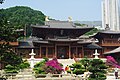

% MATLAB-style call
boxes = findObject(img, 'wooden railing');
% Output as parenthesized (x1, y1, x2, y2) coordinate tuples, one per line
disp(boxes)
(0, 41, 19, 46)
(101, 39, 120, 46)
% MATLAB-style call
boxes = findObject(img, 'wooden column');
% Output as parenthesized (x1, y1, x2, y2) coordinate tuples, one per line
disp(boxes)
(46, 47, 48, 58)
(40, 46, 41, 58)
(76, 47, 77, 57)
(55, 44, 57, 58)
(78, 47, 80, 58)
(81, 46, 84, 58)
(69, 45, 71, 59)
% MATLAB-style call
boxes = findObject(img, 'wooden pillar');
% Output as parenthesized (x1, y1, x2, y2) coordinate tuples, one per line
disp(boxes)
(78, 47, 80, 58)
(46, 47, 48, 58)
(69, 44, 71, 59)
(40, 46, 41, 58)
(76, 47, 77, 57)
(81, 46, 84, 58)
(55, 44, 57, 58)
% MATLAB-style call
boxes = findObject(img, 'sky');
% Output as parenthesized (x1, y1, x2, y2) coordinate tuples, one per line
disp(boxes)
(0, 0, 102, 21)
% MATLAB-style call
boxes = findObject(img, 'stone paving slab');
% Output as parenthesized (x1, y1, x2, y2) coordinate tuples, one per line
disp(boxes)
(106, 76, 119, 80)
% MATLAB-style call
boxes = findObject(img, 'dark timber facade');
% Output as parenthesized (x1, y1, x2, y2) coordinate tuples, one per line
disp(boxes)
(16, 20, 120, 59)
(17, 20, 95, 59)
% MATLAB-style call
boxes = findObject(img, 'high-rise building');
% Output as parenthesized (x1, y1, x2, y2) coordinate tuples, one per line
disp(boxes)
(102, 0, 120, 31)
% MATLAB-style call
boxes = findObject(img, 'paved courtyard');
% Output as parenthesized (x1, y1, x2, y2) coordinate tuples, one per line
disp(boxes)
(1, 68, 120, 80)
(106, 76, 119, 80)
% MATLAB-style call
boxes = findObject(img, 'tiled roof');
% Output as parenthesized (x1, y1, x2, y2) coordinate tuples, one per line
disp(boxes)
(48, 38, 79, 42)
(33, 40, 50, 44)
(45, 20, 75, 28)
(99, 30, 120, 34)
(18, 41, 34, 48)
(87, 43, 102, 49)
(32, 20, 93, 29)
(104, 47, 120, 54)
(18, 37, 38, 48)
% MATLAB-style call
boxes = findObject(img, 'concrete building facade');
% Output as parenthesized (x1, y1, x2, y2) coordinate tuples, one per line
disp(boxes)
(102, 0, 120, 31)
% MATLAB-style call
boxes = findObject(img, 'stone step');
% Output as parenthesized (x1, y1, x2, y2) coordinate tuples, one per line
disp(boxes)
(19, 72, 33, 74)
(58, 59, 75, 69)
(14, 69, 36, 80)
(16, 74, 35, 80)
(28, 59, 76, 69)
(107, 72, 120, 76)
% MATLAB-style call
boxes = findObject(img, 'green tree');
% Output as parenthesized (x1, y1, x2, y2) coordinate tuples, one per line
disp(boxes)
(69, 63, 86, 75)
(85, 28, 98, 35)
(74, 23, 86, 26)
(0, 13, 22, 69)
(0, 6, 46, 36)
(0, 14, 17, 41)
(88, 59, 107, 80)
(79, 57, 91, 71)
(33, 58, 48, 74)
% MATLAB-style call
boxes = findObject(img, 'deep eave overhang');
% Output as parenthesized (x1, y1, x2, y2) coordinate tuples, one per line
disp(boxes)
(99, 30, 120, 34)
(104, 47, 120, 54)
(93, 30, 120, 39)
(33, 40, 51, 44)
(47, 38, 79, 42)
(31, 25, 94, 30)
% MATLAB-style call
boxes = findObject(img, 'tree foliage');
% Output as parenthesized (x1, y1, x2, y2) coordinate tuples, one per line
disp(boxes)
(0, 9, 22, 69)
(69, 58, 108, 80)
(0, 15, 21, 41)
(74, 23, 86, 26)
(79, 57, 91, 71)
(74, 22, 98, 35)
(0, 14, 22, 67)
(106, 56, 120, 68)
(0, 6, 45, 29)
(45, 58, 63, 74)
(85, 28, 98, 35)
(88, 59, 107, 80)
(0, 6, 45, 69)
(0, 43, 22, 67)
(33, 58, 63, 75)
(69, 62, 85, 75)
(0, 6, 45, 36)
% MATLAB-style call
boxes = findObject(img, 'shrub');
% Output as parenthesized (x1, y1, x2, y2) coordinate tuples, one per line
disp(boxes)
(79, 57, 91, 71)
(33, 57, 63, 74)
(69, 63, 85, 75)
(33, 67, 45, 74)
(45, 58, 63, 74)
(33, 59, 47, 74)
(4, 64, 18, 73)
(18, 60, 30, 69)
(106, 56, 120, 68)
(73, 69, 86, 75)
(88, 59, 107, 80)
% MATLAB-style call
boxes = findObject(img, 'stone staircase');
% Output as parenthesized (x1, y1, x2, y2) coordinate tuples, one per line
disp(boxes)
(27, 58, 76, 69)
(10, 69, 36, 80)
(58, 59, 75, 69)
(107, 68, 120, 76)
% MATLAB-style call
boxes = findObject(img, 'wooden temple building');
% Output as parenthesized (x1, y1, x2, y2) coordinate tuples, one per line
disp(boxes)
(93, 30, 120, 62)
(2, 19, 120, 69)
(93, 30, 120, 53)
(17, 20, 97, 59)
(15, 20, 120, 59)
